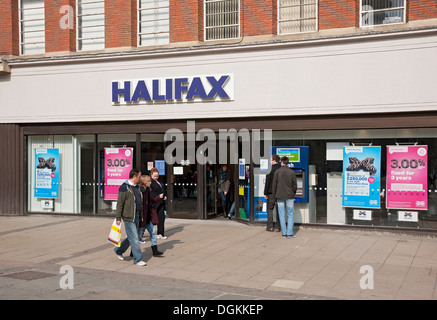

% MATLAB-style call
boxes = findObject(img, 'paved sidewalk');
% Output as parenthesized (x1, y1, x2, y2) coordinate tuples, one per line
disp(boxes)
(1, 214, 437, 300)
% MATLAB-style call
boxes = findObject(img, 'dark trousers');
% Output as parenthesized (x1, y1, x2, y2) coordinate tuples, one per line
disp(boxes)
(219, 191, 229, 209)
(266, 196, 280, 230)
(156, 204, 165, 236)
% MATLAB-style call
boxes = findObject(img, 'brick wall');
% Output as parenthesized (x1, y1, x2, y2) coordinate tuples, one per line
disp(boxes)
(1, 0, 437, 57)
(170, 0, 203, 42)
(0, 0, 19, 56)
(409, 0, 437, 21)
(170, 0, 277, 42)
(319, 0, 359, 30)
(45, 0, 76, 53)
(241, 0, 276, 36)
(105, 0, 137, 48)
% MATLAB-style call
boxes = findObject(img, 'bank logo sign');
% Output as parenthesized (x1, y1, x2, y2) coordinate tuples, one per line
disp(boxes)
(112, 74, 234, 104)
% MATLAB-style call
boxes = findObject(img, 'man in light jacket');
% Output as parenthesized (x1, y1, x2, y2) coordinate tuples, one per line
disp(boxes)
(272, 156, 298, 238)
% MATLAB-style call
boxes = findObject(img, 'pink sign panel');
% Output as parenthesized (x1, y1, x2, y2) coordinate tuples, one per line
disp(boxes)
(104, 148, 133, 200)
(386, 145, 428, 210)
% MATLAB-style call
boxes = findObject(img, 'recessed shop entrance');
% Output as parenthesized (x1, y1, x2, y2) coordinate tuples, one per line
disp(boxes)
(167, 161, 236, 220)
(168, 162, 198, 219)
(166, 138, 237, 220)
(203, 163, 236, 220)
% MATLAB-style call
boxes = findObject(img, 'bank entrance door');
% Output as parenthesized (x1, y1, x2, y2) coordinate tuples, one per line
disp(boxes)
(204, 164, 218, 218)
(166, 141, 236, 220)
(169, 163, 199, 219)
(168, 162, 219, 219)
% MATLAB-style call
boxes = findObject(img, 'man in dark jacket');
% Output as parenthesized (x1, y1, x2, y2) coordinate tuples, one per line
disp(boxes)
(114, 169, 147, 266)
(272, 156, 298, 238)
(264, 154, 281, 232)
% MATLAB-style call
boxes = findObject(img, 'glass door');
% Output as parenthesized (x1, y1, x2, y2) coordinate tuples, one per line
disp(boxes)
(170, 163, 199, 218)
(204, 163, 218, 218)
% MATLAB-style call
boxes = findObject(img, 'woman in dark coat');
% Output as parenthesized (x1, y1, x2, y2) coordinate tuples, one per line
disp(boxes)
(217, 164, 231, 218)
(150, 167, 167, 239)
(138, 175, 164, 257)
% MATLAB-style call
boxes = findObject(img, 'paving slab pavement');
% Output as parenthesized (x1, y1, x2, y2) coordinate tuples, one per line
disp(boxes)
(1, 214, 437, 302)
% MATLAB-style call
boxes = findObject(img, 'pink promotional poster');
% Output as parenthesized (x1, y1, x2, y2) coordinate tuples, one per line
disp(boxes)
(386, 145, 428, 210)
(104, 148, 133, 200)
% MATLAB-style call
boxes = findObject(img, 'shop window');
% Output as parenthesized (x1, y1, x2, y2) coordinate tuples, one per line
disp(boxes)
(278, 0, 318, 35)
(27, 135, 95, 214)
(361, 0, 405, 27)
(138, 0, 169, 46)
(97, 134, 136, 215)
(261, 128, 437, 230)
(77, 135, 96, 215)
(77, 0, 105, 51)
(20, 0, 45, 55)
(140, 133, 167, 194)
(205, 0, 240, 41)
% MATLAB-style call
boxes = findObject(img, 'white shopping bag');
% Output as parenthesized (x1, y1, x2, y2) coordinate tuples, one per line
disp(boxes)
(108, 219, 122, 247)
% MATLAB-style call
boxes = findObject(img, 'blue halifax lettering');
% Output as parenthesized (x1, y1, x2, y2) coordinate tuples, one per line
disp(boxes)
(112, 75, 230, 103)
(206, 75, 230, 99)
(166, 78, 173, 100)
(153, 79, 165, 101)
(174, 78, 188, 100)
(186, 77, 207, 99)
(131, 80, 151, 101)
(112, 81, 131, 102)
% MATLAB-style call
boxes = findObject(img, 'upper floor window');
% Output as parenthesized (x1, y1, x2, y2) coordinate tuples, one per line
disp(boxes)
(77, 0, 105, 51)
(20, 0, 45, 55)
(278, 0, 317, 35)
(205, 0, 240, 41)
(138, 0, 170, 46)
(361, 0, 405, 27)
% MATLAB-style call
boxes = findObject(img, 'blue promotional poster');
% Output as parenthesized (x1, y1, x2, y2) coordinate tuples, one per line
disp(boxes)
(342, 146, 381, 209)
(34, 148, 60, 198)
(155, 160, 166, 175)
(254, 173, 267, 221)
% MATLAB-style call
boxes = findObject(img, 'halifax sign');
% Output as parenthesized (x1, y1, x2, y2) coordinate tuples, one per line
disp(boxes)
(112, 74, 234, 104)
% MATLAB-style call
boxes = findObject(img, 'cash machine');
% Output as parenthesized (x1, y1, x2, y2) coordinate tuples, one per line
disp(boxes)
(273, 146, 309, 203)
(270, 146, 316, 223)
(253, 146, 316, 223)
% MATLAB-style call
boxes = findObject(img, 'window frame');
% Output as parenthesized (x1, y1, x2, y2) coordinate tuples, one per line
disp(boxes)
(76, 0, 105, 52)
(360, 0, 406, 28)
(137, 0, 170, 47)
(204, 0, 240, 41)
(277, 0, 318, 35)
(19, 0, 45, 56)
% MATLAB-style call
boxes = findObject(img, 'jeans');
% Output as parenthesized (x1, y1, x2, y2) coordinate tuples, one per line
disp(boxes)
(276, 199, 295, 236)
(229, 201, 235, 215)
(138, 221, 158, 246)
(114, 213, 143, 264)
